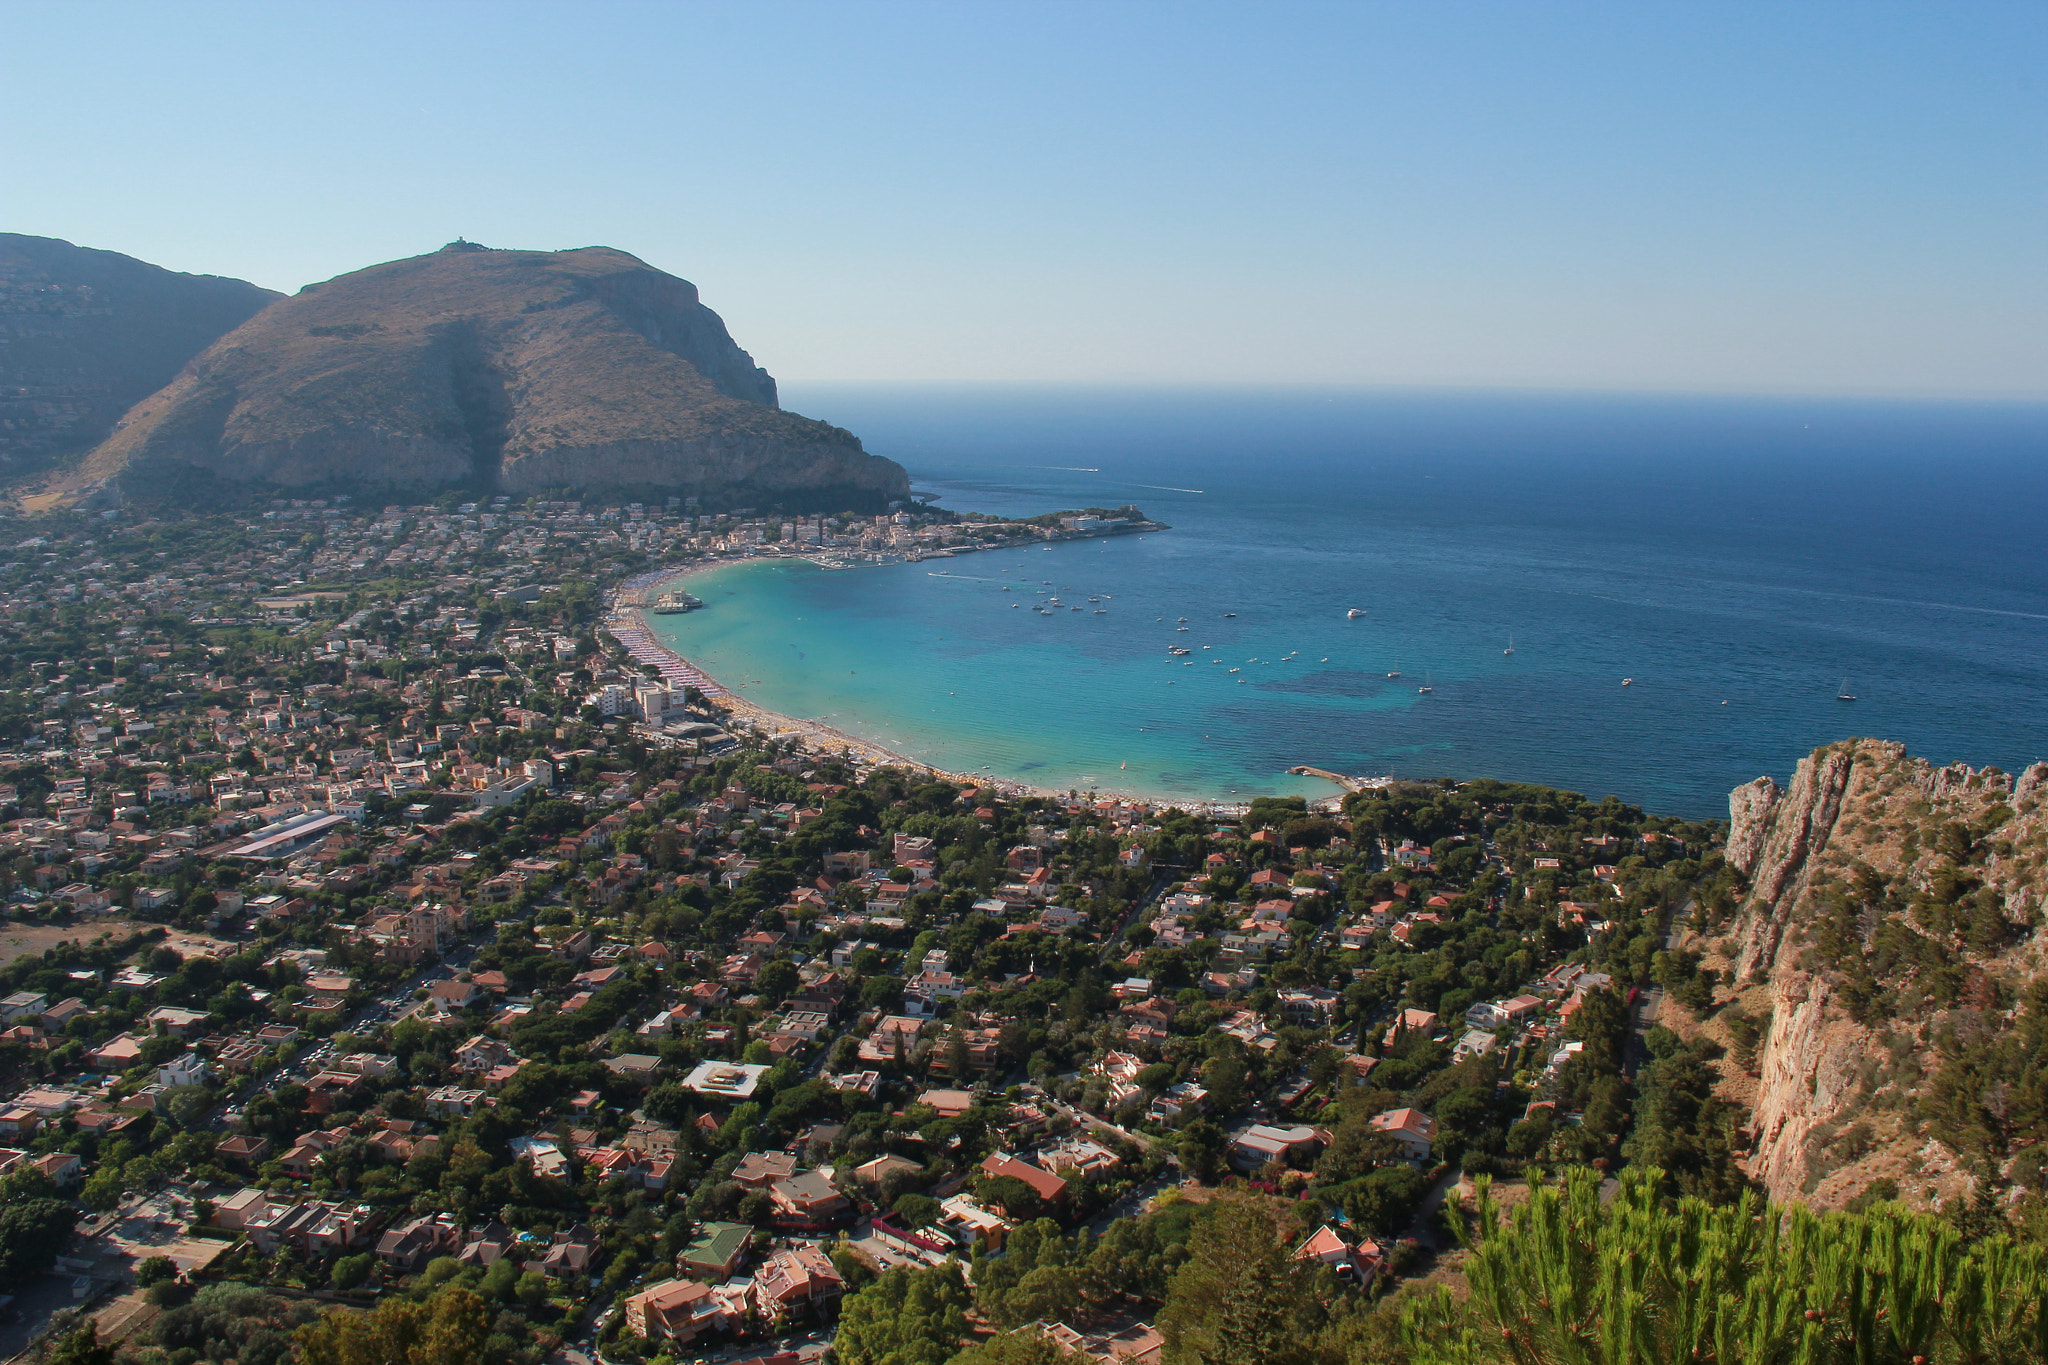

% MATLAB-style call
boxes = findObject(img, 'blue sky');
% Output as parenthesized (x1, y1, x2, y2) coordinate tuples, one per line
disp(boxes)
(5, 1, 2043, 395)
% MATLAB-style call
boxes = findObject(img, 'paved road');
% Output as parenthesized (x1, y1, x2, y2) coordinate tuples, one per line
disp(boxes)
(1403, 1165, 1464, 1251)
(1106, 866, 1182, 948)
(1087, 1171, 1177, 1234)
(208, 954, 470, 1131)
(1037, 1092, 1155, 1152)
(1624, 985, 1664, 1076)
(1622, 897, 1688, 1076)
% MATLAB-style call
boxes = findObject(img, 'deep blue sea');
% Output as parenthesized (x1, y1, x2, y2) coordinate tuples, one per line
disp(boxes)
(651, 387, 2048, 820)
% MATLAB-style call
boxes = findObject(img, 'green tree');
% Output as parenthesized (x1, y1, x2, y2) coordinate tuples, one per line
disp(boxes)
(329, 1252, 374, 1291)
(756, 959, 801, 1000)
(980, 1174, 1046, 1222)
(1314, 1115, 1404, 1185)
(296, 1284, 492, 1365)
(1339, 1164, 1426, 1237)
(644, 1081, 692, 1127)
(951, 1331, 1067, 1365)
(975, 1220, 1088, 1327)
(515, 1269, 551, 1309)
(1203, 1052, 1248, 1115)
(164, 1084, 215, 1130)
(1178, 1120, 1226, 1185)
(0, 1199, 76, 1283)
(1085, 1207, 1196, 1304)
(1158, 1194, 1324, 1365)
(1005, 1263, 1087, 1327)
(1401, 1166, 2048, 1365)
(44, 1321, 115, 1365)
(135, 1255, 179, 1288)
(79, 1166, 124, 1213)
(417, 1256, 464, 1290)
(892, 1193, 943, 1228)
(1622, 1029, 1757, 1202)
(480, 1255, 521, 1302)
(835, 1263, 974, 1365)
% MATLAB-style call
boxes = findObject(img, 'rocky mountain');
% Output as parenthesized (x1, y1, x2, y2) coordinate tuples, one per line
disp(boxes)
(66, 241, 907, 505)
(0, 233, 279, 476)
(1669, 738, 2048, 1213)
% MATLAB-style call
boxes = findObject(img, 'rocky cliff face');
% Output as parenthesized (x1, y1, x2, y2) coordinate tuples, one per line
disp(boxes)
(69, 242, 907, 505)
(1698, 740, 2048, 1209)
(0, 234, 278, 476)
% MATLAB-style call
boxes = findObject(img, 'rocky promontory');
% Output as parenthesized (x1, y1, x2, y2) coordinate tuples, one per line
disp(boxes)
(68, 241, 908, 506)
(1671, 738, 2048, 1212)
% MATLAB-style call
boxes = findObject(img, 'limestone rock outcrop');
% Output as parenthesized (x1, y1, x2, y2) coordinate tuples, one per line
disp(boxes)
(1726, 776, 1781, 877)
(1729, 744, 1872, 980)
(1703, 739, 2048, 1209)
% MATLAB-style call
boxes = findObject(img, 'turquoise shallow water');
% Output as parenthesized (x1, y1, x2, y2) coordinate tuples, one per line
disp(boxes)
(648, 388, 2048, 819)
(650, 552, 1363, 804)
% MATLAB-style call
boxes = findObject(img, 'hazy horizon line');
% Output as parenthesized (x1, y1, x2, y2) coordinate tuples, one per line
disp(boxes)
(783, 379, 2048, 407)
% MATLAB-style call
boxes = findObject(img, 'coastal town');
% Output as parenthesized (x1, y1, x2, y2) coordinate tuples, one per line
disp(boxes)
(8, 5, 2042, 1357)
(0, 491, 1732, 1365)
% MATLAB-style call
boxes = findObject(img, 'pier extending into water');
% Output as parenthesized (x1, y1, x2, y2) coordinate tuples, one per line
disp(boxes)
(1288, 766, 1395, 793)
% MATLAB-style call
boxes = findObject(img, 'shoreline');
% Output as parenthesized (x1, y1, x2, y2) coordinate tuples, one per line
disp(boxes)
(608, 554, 1353, 814)
(609, 560, 1054, 799)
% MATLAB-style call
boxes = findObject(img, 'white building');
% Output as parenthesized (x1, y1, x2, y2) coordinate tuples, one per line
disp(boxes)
(158, 1052, 207, 1088)
(682, 1061, 770, 1101)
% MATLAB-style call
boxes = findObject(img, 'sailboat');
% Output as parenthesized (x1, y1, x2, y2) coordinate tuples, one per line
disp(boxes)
(1417, 672, 1433, 695)
(1837, 678, 1857, 701)
(1504, 635, 1514, 655)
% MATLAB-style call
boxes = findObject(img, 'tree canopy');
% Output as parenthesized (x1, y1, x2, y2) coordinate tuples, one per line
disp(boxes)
(294, 1285, 493, 1365)
(1401, 1166, 2048, 1365)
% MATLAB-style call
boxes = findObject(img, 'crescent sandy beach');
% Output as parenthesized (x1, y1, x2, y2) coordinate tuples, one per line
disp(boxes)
(606, 559, 1059, 801)
(603, 555, 1312, 813)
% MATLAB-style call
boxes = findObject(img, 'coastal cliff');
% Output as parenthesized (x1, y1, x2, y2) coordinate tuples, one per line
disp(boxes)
(67, 241, 908, 505)
(1677, 739, 2048, 1211)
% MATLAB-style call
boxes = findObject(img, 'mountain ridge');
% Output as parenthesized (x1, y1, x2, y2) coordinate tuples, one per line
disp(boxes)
(0, 233, 280, 478)
(63, 241, 908, 507)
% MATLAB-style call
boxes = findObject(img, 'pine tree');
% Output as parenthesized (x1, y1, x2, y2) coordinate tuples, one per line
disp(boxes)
(1159, 1194, 1323, 1365)
(1399, 1166, 2048, 1365)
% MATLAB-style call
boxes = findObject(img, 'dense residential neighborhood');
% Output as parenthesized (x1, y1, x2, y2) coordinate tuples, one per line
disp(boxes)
(0, 494, 1729, 1364)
